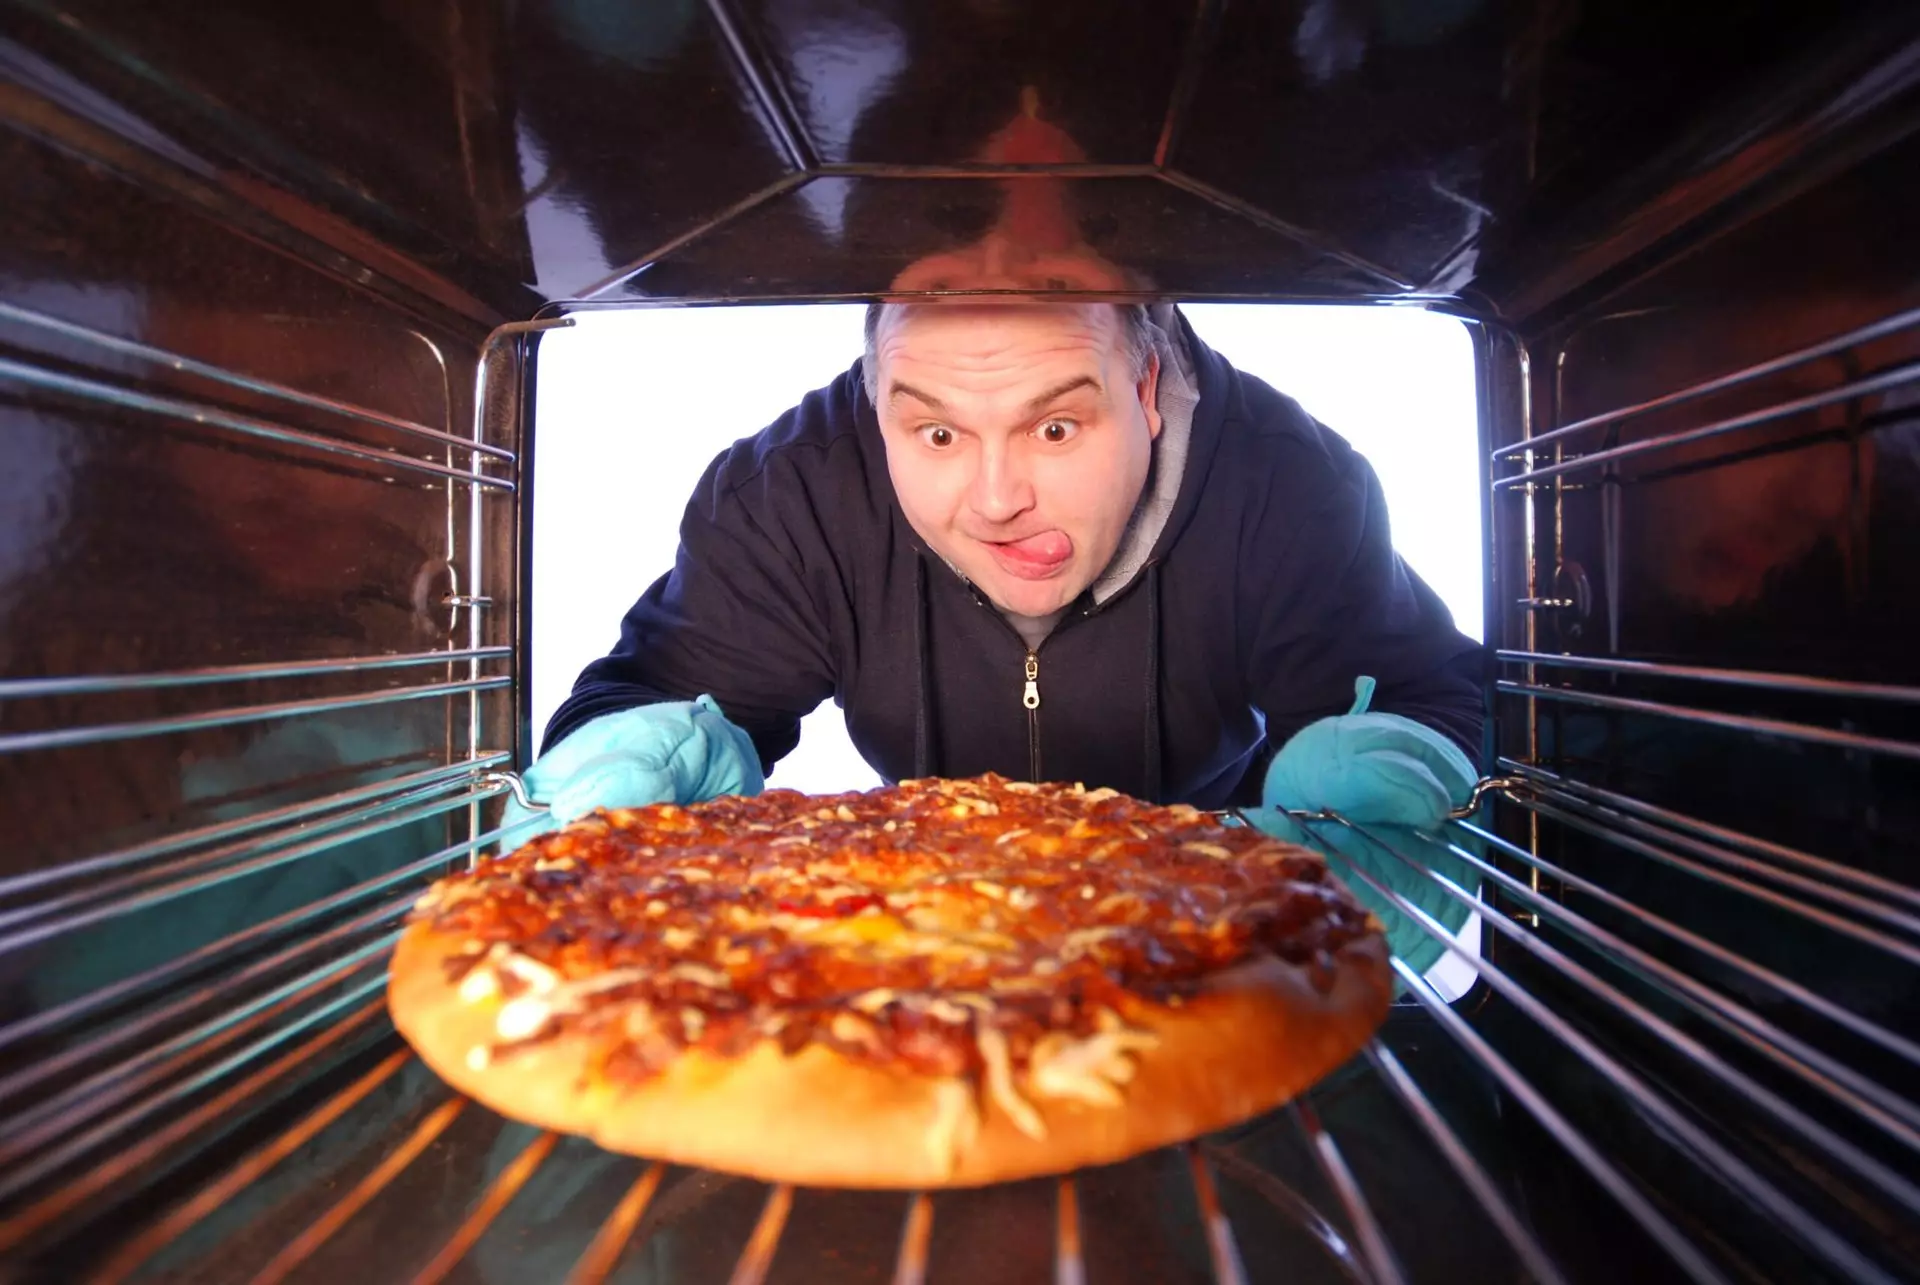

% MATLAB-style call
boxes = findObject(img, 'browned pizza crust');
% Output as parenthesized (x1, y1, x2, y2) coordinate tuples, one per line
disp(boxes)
(388, 921, 1390, 1188)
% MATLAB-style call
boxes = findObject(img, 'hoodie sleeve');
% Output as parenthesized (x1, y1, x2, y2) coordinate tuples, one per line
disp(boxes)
(540, 442, 838, 774)
(1243, 431, 1486, 758)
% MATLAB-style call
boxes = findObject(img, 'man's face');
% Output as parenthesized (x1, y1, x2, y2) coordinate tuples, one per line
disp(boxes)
(873, 303, 1162, 618)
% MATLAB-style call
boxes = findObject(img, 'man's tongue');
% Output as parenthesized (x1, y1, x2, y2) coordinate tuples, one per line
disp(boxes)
(992, 531, 1072, 571)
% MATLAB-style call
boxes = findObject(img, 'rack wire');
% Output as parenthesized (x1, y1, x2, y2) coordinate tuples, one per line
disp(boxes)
(0, 301, 516, 465)
(0, 674, 513, 757)
(0, 356, 516, 493)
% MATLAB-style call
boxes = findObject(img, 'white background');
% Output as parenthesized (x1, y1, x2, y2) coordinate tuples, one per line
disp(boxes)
(529, 303, 1482, 793)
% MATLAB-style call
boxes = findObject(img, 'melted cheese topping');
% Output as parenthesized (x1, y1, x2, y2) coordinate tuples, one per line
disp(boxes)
(417, 772, 1381, 1136)
(976, 1024, 1045, 1140)
(925, 1078, 981, 1175)
(1027, 1029, 1161, 1107)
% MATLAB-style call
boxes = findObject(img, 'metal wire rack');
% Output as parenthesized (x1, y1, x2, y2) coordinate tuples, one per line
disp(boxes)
(0, 768, 1913, 1282)
(0, 965, 1516, 1285)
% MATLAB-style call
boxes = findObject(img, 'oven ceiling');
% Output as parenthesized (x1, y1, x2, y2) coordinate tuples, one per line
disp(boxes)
(5, 0, 1916, 328)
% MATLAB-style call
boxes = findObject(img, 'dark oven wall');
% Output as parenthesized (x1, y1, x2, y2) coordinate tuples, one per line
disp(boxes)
(1507, 122, 1920, 941)
(0, 8, 525, 1126)
(1481, 111, 1920, 1271)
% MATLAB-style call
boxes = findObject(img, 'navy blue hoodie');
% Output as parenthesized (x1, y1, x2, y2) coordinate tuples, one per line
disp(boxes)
(546, 313, 1484, 807)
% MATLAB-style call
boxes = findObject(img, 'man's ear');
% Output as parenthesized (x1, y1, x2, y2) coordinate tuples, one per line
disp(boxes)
(1138, 350, 1163, 440)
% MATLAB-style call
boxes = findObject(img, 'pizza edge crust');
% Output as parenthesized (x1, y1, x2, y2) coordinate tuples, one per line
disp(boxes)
(387, 921, 1391, 1188)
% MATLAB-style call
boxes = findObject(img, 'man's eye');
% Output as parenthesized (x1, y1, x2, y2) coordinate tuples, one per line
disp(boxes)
(1037, 419, 1078, 444)
(919, 425, 955, 449)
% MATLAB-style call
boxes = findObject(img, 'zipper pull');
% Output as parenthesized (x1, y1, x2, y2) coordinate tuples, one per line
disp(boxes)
(1022, 652, 1041, 710)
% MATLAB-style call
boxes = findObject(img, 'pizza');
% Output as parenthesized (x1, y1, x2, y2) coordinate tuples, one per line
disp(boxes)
(387, 774, 1390, 1188)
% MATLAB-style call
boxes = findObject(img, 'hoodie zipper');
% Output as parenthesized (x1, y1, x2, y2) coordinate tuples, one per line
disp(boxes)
(954, 562, 1159, 786)
(1022, 651, 1042, 781)
(1011, 563, 1153, 785)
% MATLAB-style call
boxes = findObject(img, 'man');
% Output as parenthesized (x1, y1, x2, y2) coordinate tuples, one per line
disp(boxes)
(476, 105, 1495, 1283)
(519, 298, 1483, 832)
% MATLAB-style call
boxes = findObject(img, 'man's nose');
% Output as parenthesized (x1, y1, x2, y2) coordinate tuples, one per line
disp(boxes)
(967, 440, 1036, 524)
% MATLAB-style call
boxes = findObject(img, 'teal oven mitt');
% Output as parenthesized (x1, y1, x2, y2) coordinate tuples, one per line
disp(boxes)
(501, 695, 765, 845)
(1264, 675, 1477, 827)
(1254, 676, 1483, 980)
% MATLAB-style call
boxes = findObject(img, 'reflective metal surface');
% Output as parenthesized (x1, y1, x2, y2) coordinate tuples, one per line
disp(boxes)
(609, 176, 1390, 302)
(7, 1, 1916, 310)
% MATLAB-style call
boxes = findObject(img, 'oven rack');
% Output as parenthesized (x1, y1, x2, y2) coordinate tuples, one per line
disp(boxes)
(0, 1005, 1525, 1285)
(1, 776, 1914, 1283)
(49, 1049, 1419, 1285)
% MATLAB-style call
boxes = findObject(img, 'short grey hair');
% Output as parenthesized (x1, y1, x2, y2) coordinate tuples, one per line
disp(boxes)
(861, 302, 1153, 404)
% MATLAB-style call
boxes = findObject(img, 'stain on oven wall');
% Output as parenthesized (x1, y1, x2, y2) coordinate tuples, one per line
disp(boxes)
(1534, 140, 1920, 1031)
(0, 109, 492, 1024)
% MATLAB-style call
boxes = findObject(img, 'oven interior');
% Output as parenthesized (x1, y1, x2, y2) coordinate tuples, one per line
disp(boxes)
(1, 2, 1918, 1282)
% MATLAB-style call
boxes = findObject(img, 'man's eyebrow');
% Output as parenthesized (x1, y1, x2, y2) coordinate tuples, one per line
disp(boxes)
(887, 382, 950, 416)
(1021, 376, 1101, 419)
(888, 375, 1102, 419)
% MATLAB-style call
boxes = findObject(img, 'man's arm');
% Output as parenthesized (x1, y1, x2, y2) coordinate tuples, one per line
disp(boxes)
(1244, 435, 1485, 757)
(543, 445, 838, 775)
